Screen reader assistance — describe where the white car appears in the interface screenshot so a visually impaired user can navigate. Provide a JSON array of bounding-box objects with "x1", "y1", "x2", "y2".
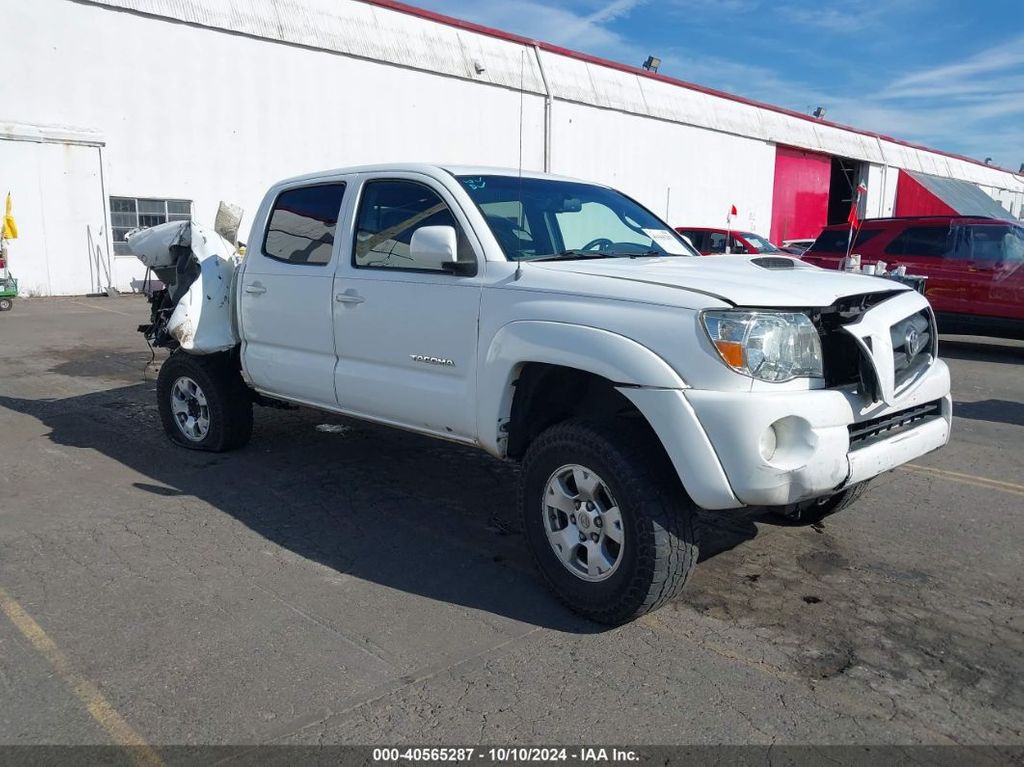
[{"x1": 129, "y1": 164, "x2": 952, "y2": 624}]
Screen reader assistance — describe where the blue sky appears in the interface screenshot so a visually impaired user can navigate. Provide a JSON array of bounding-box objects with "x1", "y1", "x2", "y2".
[{"x1": 412, "y1": 0, "x2": 1024, "y2": 170}]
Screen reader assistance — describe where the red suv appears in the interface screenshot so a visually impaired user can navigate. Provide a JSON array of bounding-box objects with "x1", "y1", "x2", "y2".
[
  {"x1": 802, "y1": 216, "x2": 1024, "y2": 339},
  {"x1": 675, "y1": 227, "x2": 784, "y2": 255}
]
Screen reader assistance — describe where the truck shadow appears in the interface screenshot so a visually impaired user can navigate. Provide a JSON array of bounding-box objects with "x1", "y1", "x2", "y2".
[
  {"x1": 938, "y1": 337, "x2": 1024, "y2": 364},
  {"x1": 954, "y1": 399, "x2": 1024, "y2": 428},
  {"x1": 0, "y1": 384, "x2": 762, "y2": 633}
]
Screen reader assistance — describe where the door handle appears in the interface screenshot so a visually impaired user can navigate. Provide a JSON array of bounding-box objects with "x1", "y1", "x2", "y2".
[
  {"x1": 335, "y1": 291, "x2": 365, "y2": 304},
  {"x1": 244, "y1": 283, "x2": 267, "y2": 295}
]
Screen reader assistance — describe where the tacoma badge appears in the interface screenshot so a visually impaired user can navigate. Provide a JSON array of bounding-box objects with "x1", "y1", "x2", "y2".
[{"x1": 410, "y1": 354, "x2": 455, "y2": 367}]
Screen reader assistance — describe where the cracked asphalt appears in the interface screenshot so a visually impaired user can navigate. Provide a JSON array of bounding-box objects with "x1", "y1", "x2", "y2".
[{"x1": 0, "y1": 296, "x2": 1021, "y2": 748}]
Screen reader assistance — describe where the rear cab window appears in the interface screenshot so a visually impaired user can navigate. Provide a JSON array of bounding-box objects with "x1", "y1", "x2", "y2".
[
  {"x1": 677, "y1": 230, "x2": 705, "y2": 251},
  {"x1": 262, "y1": 184, "x2": 347, "y2": 265},
  {"x1": 707, "y1": 232, "x2": 729, "y2": 254}
]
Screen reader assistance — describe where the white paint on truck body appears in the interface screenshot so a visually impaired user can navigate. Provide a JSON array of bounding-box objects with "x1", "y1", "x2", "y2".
[{"x1": 142, "y1": 164, "x2": 952, "y2": 510}]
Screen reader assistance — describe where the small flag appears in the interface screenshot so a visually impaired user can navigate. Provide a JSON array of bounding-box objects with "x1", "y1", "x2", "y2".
[
  {"x1": 847, "y1": 183, "x2": 867, "y2": 230},
  {"x1": 845, "y1": 183, "x2": 867, "y2": 258},
  {"x1": 2, "y1": 193, "x2": 17, "y2": 240},
  {"x1": 729, "y1": 204, "x2": 738, "y2": 217}
]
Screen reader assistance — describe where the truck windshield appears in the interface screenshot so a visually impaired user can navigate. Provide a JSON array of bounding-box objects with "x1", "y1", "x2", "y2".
[{"x1": 456, "y1": 175, "x2": 698, "y2": 261}]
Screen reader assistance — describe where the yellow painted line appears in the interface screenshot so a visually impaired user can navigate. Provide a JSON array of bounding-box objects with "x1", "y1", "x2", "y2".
[
  {"x1": 0, "y1": 585, "x2": 164, "y2": 767},
  {"x1": 900, "y1": 464, "x2": 1024, "y2": 497},
  {"x1": 68, "y1": 299, "x2": 132, "y2": 316}
]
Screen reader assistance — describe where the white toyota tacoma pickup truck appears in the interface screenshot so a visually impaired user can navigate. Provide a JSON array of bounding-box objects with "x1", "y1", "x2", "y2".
[{"x1": 129, "y1": 164, "x2": 952, "y2": 624}]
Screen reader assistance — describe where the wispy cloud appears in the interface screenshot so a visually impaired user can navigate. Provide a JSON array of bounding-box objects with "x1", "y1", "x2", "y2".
[
  {"x1": 882, "y1": 34, "x2": 1024, "y2": 97},
  {"x1": 418, "y1": 0, "x2": 645, "y2": 55},
  {"x1": 412, "y1": 0, "x2": 1024, "y2": 166},
  {"x1": 779, "y1": 5, "x2": 874, "y2": 32},
  {"x1": 858, "y1": 34, "x2": 1024, "y2": 163}
]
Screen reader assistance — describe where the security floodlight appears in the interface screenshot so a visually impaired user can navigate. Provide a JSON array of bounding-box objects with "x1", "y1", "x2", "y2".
[
  {"x1": 642, "y1": 56, "x2": 661, "y2": 73},
  {"x1": 812, "y1": 106, "x2": 826, "y2": 119}
]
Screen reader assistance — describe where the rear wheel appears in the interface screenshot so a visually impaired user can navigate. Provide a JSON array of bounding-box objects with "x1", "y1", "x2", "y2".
[
  {"x1": 0, "y1": 297, "x2": 12, "y2": 312},
  {"x1": 519, "y1": 418, "x2": 698, "y2": 625},
  {"x1": 157, "y1": 351, "x2": 252, "y2": 451}
]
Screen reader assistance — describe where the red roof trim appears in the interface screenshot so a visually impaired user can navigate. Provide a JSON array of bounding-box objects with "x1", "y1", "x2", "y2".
[{"x1": 361, "y1": 0, "x2": 1016, "y2": 176}]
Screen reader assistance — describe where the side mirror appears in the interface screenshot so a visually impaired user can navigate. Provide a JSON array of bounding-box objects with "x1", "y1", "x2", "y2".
[{"x1": 409, "y1": 226, "x2": 458, "y2": 271}]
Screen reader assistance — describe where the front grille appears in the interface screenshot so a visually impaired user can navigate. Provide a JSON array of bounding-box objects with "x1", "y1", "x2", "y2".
[
  {"x1": 815, "y1": 294, "x2": 935, "y2": 400},
  {"x1": 814, "y1": 292, "x2": 901, "y2": 393},
  {"x1": 890, "y1": 309, "x2": 933, "y2": 389},
  {"x1": 848, "y1": 400, "x2": 943, "y2": 449}
]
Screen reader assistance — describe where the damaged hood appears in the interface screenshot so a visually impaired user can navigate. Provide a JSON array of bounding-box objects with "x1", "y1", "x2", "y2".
[
  {"x1": 126, "y1": 221, "x2": 241, "y2": 354},
  {"x1": 526, "y1": 254, "x2": 907, "y2": 308}
]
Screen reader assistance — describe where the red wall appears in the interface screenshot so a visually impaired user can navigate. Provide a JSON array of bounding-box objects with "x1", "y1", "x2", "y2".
[
  {"x1": 894, "y1": 170, "x2": 958, "y2": 216},
  {"x1": 770, "y1": 146, "x2": 831, "y2": 243}
]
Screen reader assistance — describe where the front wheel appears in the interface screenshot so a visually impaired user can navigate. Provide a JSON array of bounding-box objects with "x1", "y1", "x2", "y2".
[
  {"x1": 519, "y1": 418, "x2": 698, "y2": 625},
  {"x1": 156, "y1": 351, "x2": 253, "y2": 452},
  {"x1": 0, "y1": 297, "x2": 12, "y2": 311}
]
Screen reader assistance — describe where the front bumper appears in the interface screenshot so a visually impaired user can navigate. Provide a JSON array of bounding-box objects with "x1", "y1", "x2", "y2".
[{"x1": 620, "y1": 359, "x2": 951, "y2": 510}]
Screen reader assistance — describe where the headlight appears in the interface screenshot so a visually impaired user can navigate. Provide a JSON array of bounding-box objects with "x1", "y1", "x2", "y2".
[{"x1": 701, "y1": 310, "x2": 823, "y2": 382}]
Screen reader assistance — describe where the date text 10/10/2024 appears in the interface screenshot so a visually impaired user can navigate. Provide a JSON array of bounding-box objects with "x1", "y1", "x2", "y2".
[{"x1": 373, "y1": 748, "x2": 640, "y2": 762}]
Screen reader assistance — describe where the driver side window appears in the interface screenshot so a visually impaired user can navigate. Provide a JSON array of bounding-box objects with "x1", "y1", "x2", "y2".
[{"x1": 354, "y1": 180, "x2": 471, "y2": 271}]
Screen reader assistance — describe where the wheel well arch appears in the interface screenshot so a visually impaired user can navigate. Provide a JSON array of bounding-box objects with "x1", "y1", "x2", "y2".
[{"x1": 505, "y1": 363, "x2": 651, "y2": 460}]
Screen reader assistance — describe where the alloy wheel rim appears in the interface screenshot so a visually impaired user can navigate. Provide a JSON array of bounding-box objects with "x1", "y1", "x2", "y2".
[
  {"x1": 541, "y1": 464, "x2": 624, "y2": 582},
  {"x1": 170, "y1": 376, "x2": 210, "y2": 442}
]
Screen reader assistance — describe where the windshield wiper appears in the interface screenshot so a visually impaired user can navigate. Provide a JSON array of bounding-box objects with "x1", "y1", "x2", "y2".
[{"x1": 529, "y1": 250, "x2": 619, "y2": 262}]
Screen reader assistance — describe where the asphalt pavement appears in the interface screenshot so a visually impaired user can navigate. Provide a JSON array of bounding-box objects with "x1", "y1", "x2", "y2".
[{"x1": 0, "y1": 296, "x2": 1021, "y2": 751}]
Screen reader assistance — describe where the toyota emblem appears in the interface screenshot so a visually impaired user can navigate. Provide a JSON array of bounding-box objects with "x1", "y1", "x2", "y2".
[{"x1": 905, "y1": 326, "x2": 923, "y2": 362}]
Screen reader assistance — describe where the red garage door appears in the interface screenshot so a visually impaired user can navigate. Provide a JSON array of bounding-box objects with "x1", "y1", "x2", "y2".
[{"x1": 770, "y1": 146, "x2": 831, "y2": 244}]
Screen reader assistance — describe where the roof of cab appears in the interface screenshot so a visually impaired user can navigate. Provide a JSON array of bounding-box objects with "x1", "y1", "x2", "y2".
[{"x1": 272, "y1": 163, "x2": 589, "y2": 188}]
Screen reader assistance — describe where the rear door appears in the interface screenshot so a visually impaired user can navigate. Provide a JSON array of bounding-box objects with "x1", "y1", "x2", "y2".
[
  {"x1": 331, "y1": 174, "x2": 484, "y2": 440},
  {"x1": 963, "y1": 223, "x2": 1024, "y2": 321},
  {"x1": 238, "y1": 181, "x2": 349, "y2": 406},
  {"x1": 881, "y1": 224, "x2": 971, "y2": 315}
]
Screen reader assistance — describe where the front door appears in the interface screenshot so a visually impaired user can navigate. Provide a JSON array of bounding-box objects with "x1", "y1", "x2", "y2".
[
  {"x1": 238, "y1": 181, "x2": 348, "y2": 406},
  {"x1": 963, "y1": 222, "x2": 1024, "y2": 322},
  {"x1": 332, "y1": 175, "x2": 483, "y2": 440},
  {"x1": 881, "y1": 224, "x2": 972, "y2": 315}
]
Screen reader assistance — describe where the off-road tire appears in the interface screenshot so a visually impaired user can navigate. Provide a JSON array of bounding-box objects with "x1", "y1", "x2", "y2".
[
  {"x1": 0, "y1": 298, "x2": 12, "y2": 311},
  {"x1": 157, "y1": 351, "x2": 253, "y2": 452},
  {"x1": 772, "y1": 480, "x2": 873, "y2": 524},
  {"x1": 519, "y1": 417, "x2": 698, "y2": 625}
]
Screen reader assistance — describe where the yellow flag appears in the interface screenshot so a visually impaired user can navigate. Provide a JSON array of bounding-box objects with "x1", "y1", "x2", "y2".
[{"x1": 2, "y1": 193, "x2": 17, "y2": 240}]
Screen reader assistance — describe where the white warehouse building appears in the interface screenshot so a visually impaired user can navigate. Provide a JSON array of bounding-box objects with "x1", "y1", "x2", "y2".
[{"x1": 2, "y1": 0, "x2": 1023, "y2": 296}]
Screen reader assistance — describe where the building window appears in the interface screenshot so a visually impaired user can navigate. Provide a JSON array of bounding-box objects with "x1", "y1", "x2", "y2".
[{"x1": 110, "y1": 197, "x2": 192, "y2": 255}]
